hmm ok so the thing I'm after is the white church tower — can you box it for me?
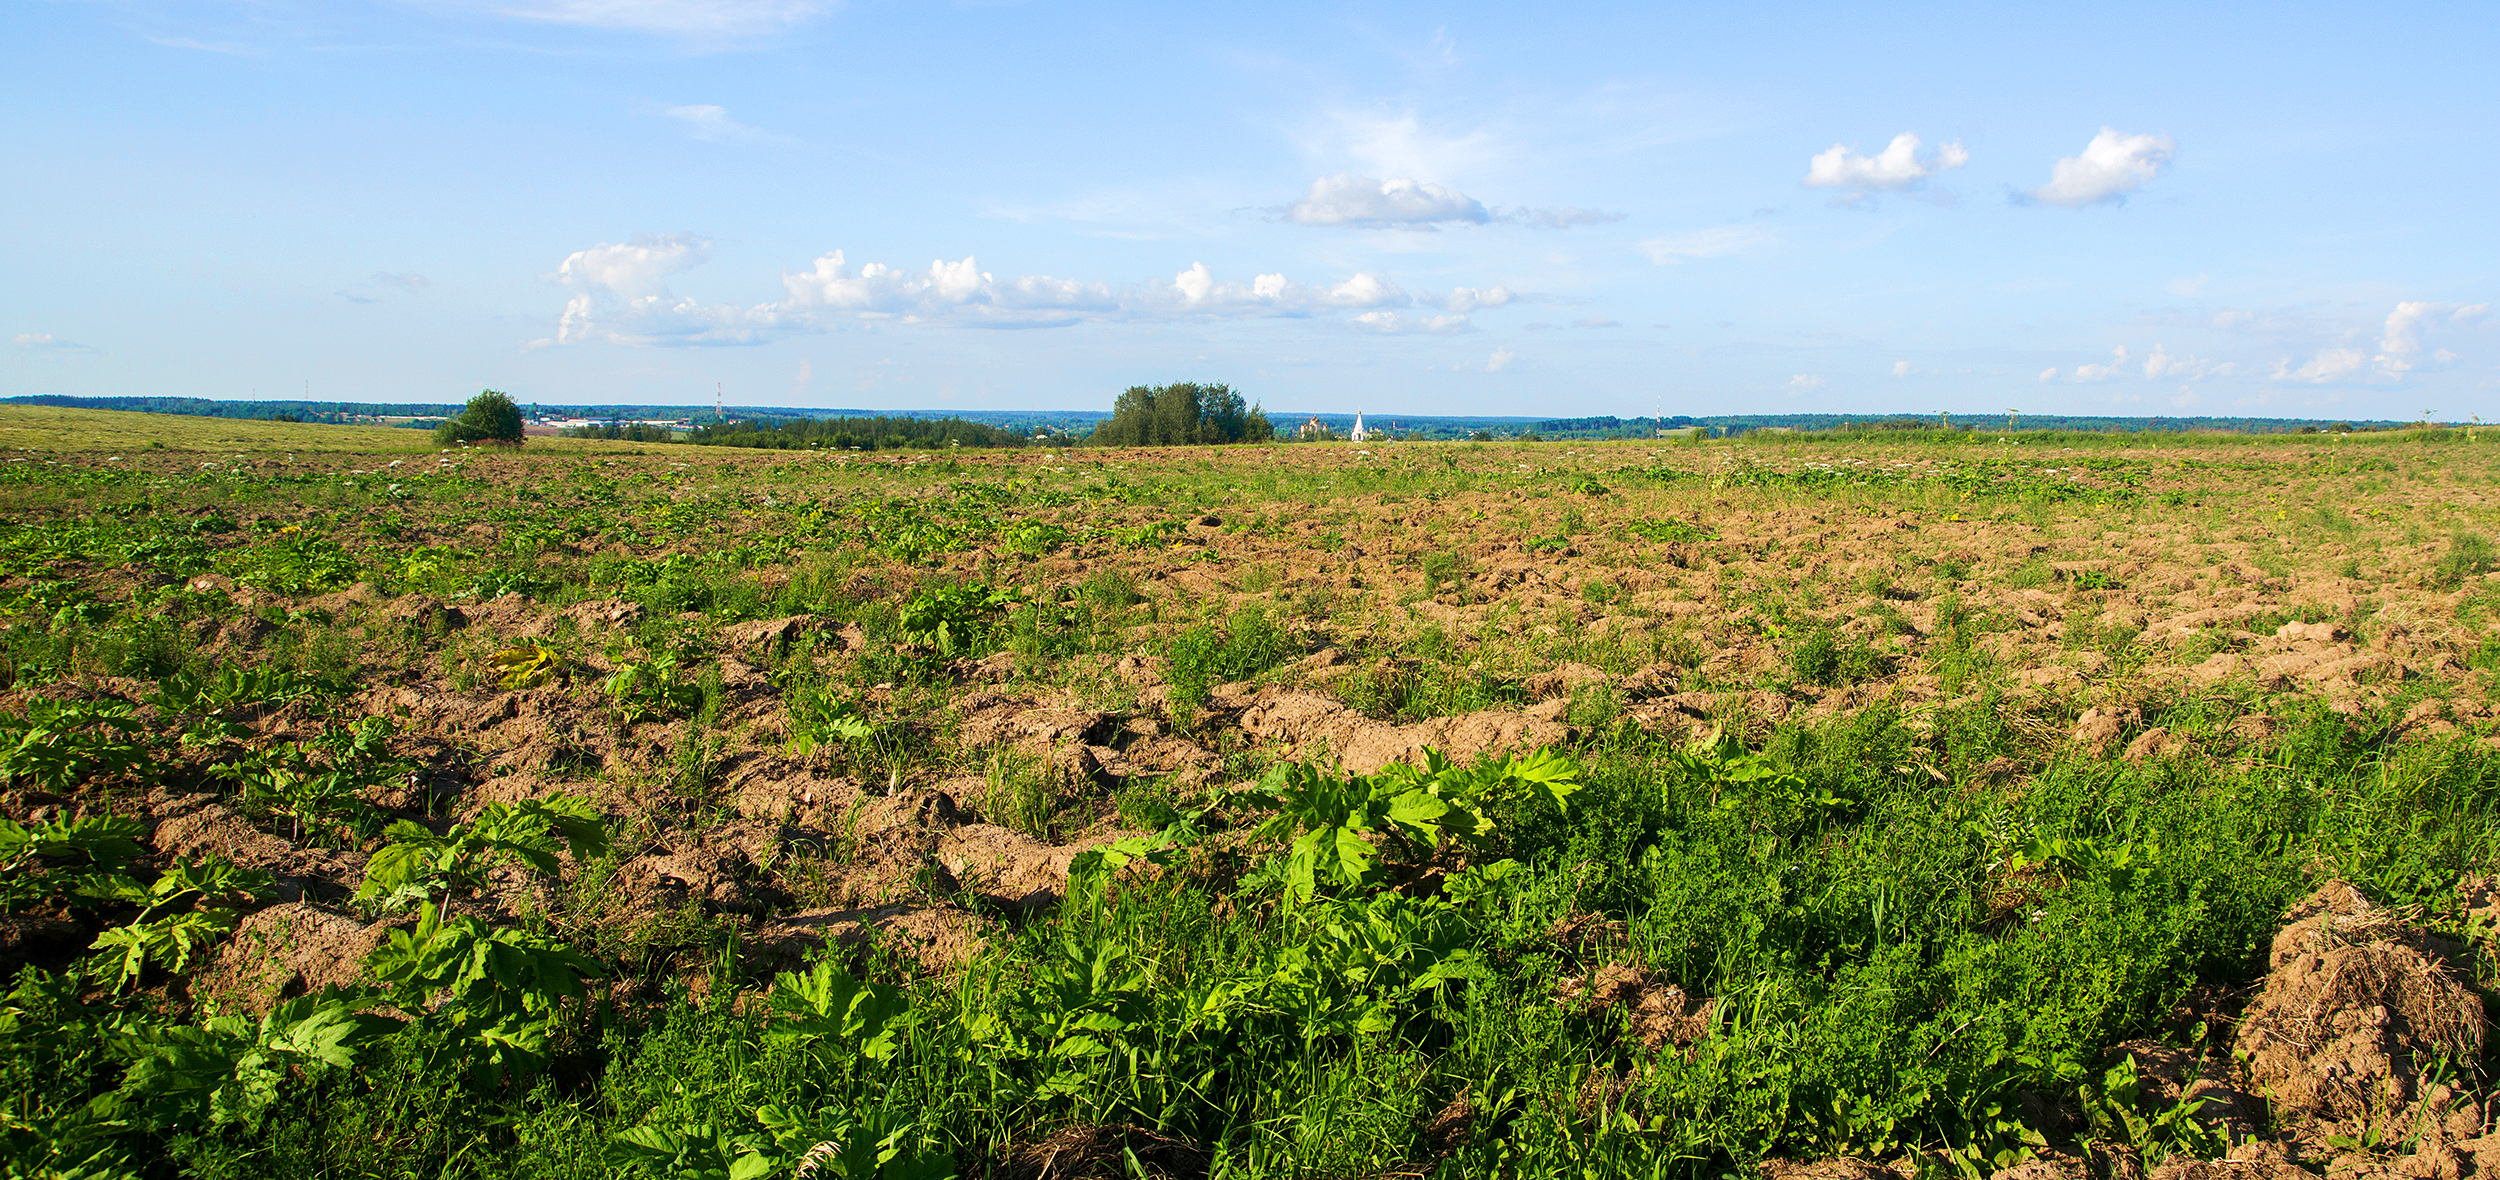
[1348,411,1369,443]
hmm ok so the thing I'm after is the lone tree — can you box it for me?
[433,389,526,447]
[1088,382,1273,446]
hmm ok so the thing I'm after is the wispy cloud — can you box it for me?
[338,272,432,304]
[442,0,834,38]
[656,103,793,145]
[13,333,96,353]
[146,36,268,57]
[1639,225,1774,265]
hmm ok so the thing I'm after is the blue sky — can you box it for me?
[6,1,2495,420]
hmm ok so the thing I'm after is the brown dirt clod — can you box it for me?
[999,1123,1209,1180]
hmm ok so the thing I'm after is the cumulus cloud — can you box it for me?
[1486,347,1516,372]
[2275,349,2367,384]
[1279,174,1619,230]
[1435,286,1513,313]
[2375,301,2488,373]
[2244,301,2487,384]
[658,104,791,145]
[456,0,831,37]
[1640,225,1775,265]
[1787,374,1825,391]
[2021,128,2175,208]
[1286,174,1487,228]
[13,333,94,351]
[2072,346,2130,382]
[1892,361,1913,377]
[540,236,1502,346]
[1803,133,1968,192]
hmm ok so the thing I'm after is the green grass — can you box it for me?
[58,700,2497,1179]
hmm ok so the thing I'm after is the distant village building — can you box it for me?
[1297,416,1330,440]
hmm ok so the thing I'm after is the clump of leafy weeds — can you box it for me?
[1164,607,1298,713]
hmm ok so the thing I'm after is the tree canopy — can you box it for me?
[433,390,525,447]
[1087,383,1273,447]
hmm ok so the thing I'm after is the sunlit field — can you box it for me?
[7,408,2500,1180]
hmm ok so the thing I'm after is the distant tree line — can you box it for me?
[559,422,681,442]
[685,415,1033,450]
[1087,383,1273,446]
[3,395,463,422]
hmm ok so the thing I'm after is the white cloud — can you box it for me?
[1435,286,1513,313]
[1639,225,1775,265]
[658,104,791,145]
[1891,361,1913,377]
[1803,133,1968,191]
[2375,301,2488,373]
[2022,128,2175,208]
[2052,342,2236,384]
[12,333,93,352]
[1573,317,1621,329]
[560,233,710,300]
[2142,344,2233,381]
[2072,345,2130,382]
[456,0,831,37]
[541,236,1502,346]
[2169,273,2209,297]
[1280,174,1618,231]
[1486,347,1516,372]
[1285,174,1486,228]
[1787,374,1825,391]
[2274,349,2367,384]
